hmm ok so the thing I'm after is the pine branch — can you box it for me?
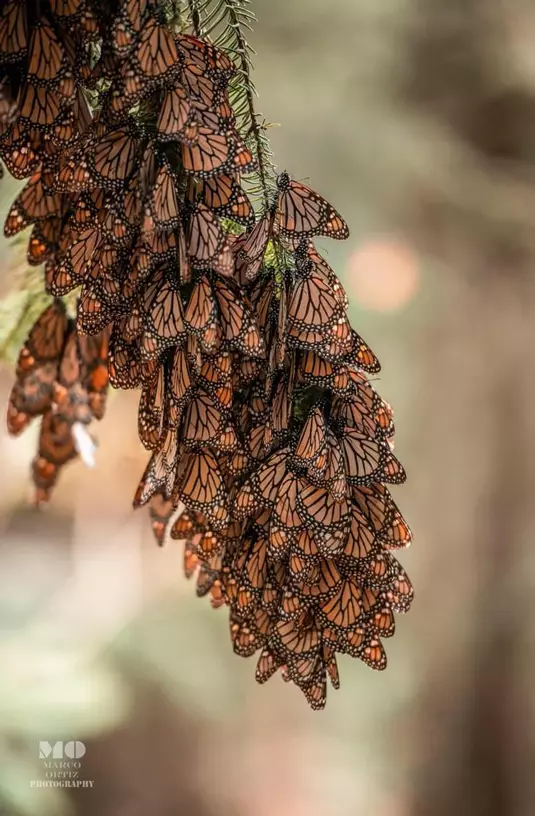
[184,0,277,209]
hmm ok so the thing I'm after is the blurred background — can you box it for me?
[1,0,535,813]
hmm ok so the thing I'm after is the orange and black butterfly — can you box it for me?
[175,449,230,530]
[78,327,110,420]
[143,159,180,232]
[0,0,28,65]
[57,123,141,193]
[147,489,175,546]
[4,166,63,237]
[182,387,237,453]
[0,121,40,179]
[341,428,406,486]
[234,209,275,284]
[213,277,264,357]
[287,257,345,334]
[177,34,236,82]
[111,0,150,56]
[32,410,78,505]
[186,202,233,275]
[48,0,99,39]
[201,174,255,229]
[135,16,181,80]
[182,127,256,179]
[276,172,349,243]
[6,299,68,436]
[140,268,186,360]
[156,86,198,144]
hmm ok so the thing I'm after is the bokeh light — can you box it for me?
[346,238,420,312]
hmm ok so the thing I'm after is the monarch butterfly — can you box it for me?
[133,450,169,508]
[111,0,150,55]
[148,490,175,546]
[283,650,321,688]
[229,535,269,596]
[108,324,148,389]
[58,124,140,192]
[27,20,67,88]
[0,79,17,139]
[182,388,236,452]
[294,404,327,464]
[201,174,255,229]
[340,428,387,485]
[138,364,165,450]
[177,34,236,80]
[364,605,396,639]
[306,432,348,504]
[16,299,68,379]
[383,563,413,613]
[194,524,225,560]
[270,619,320,660]
[156,86,198,144]
[332,383,394,441]
[167,347,193,407]
[7,360,58,436]
[288,259,344,334]
[170,507,207,542]
[143,160,180,233]
[317,578,367,632]
[175,449,229,529]
[199,349,232,388]
[0,0,27,64]
[77,328,110,420]
[234,209,275,283]
[352,483,412,549]
[338,505,377,564]
[0,121,39,178]
[130,229,178,287]
[270,472,301,532]
[345,330,381,374]
[276,172,349,242]
[48,0,99,38]
[136,16,180,79]
[27,217,61,265]
[254,448,290,508]
[362,551,399,590]
[359,637,387,671]
[255,647,283,684]
[45,227,100,296]
[213,278,264,357]
[196,553,225,607]
[4,168,62,237]
[229,613,264,658]
[186,202,227,267]
[298,352,351,394]
[296,481,350,533]
[32,411,78,505]
[141,269,186,360]
[77,280,116,336]
[182,127,256,179]
[52,329,94,427]
[18,84,61,128]
[296,240,349,308]
[179,60,217,108]
[295,557,342,602]
[267,375,290,440]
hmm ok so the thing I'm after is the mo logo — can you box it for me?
[39,741,86,760]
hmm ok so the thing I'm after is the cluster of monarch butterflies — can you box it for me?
[0,0,412,709]
[6,298,109,502]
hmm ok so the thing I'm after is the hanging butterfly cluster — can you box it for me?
[6,299,109,502]
[0,0,412,709]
